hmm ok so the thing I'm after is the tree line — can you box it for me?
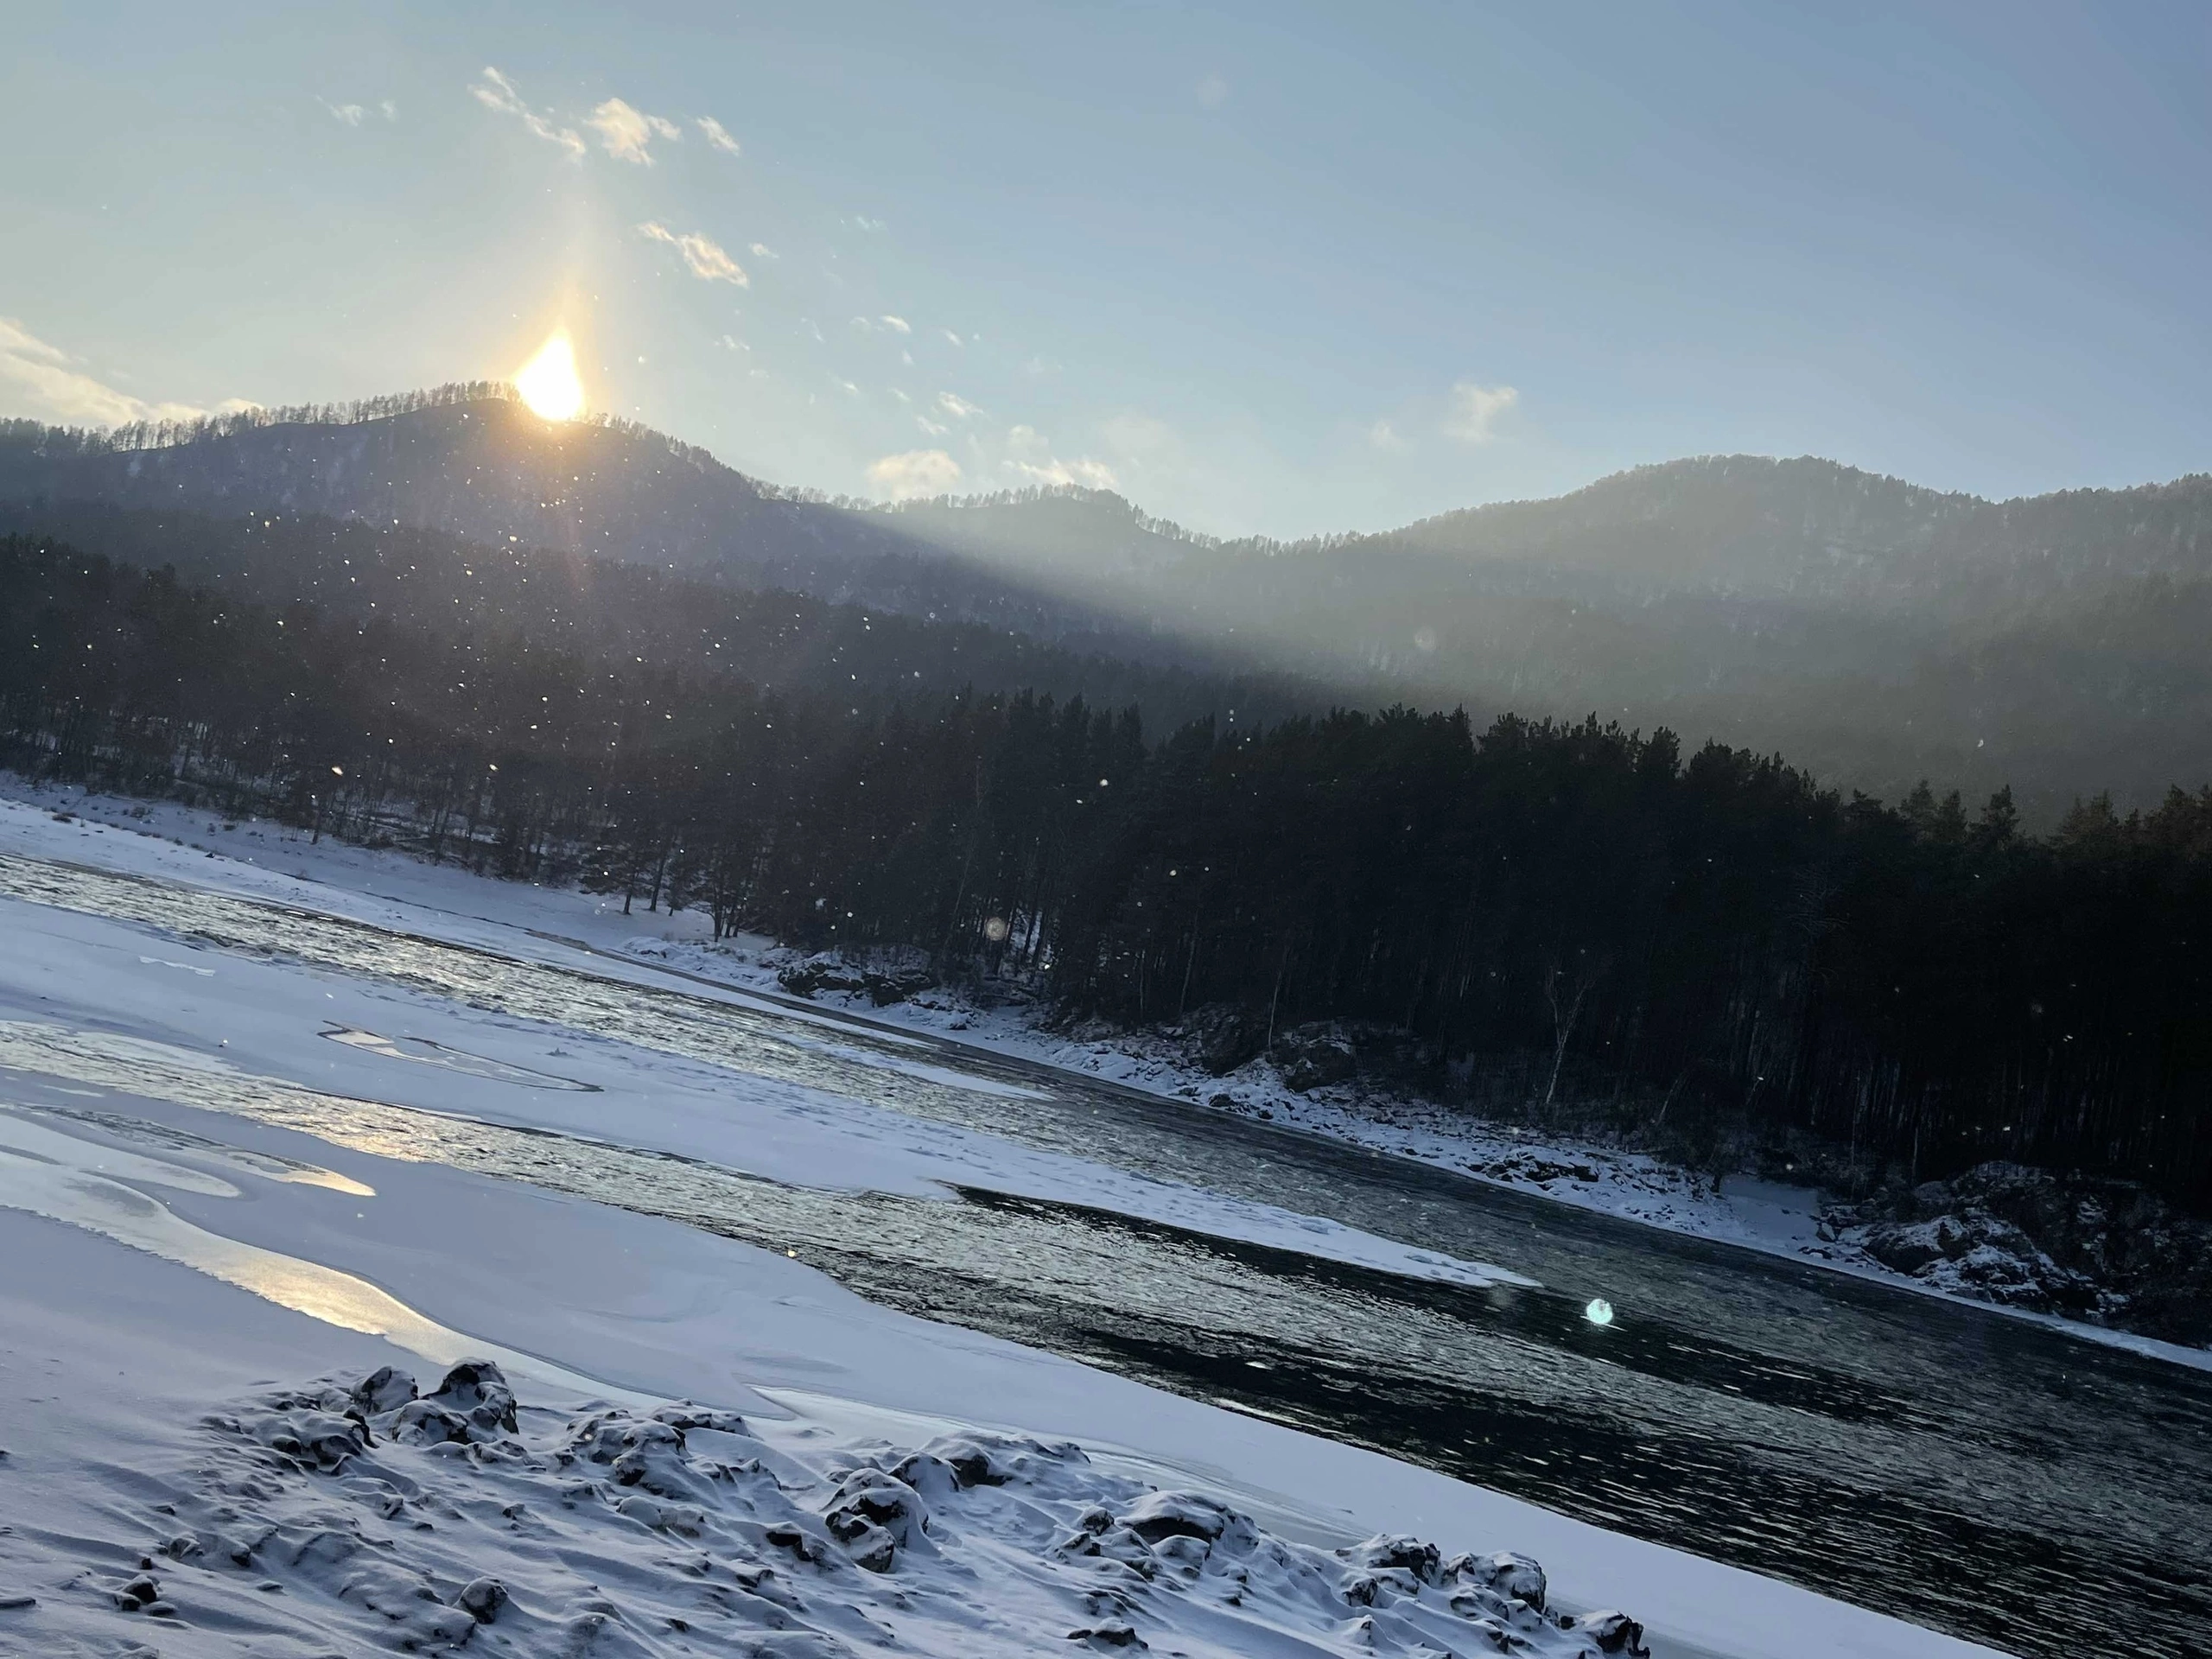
[3,531,2207,1210]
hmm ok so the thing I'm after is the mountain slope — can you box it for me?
[8,392,2212,816]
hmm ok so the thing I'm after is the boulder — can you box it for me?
[1267,1021,1363,1093]
[1182,1005,1266,1077]
[423,1359,517,1434]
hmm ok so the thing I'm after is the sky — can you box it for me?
[3,1,2209,538]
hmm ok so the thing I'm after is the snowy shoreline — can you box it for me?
[621,940,2212,1372]
[3,774,2203,1372]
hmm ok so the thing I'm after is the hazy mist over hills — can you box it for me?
[7,391,2212,819]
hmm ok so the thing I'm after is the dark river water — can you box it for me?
[1,851,2205,1659]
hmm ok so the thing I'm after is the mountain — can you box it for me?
[0,392,1164,656]
[7,389,2212,817]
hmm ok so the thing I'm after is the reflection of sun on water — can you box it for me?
[514,332,584,421]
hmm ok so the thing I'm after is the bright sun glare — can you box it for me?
[514,332,584,422]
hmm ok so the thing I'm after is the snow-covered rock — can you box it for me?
[0,1363,1649,1659]
[1826,1163,2212,1341]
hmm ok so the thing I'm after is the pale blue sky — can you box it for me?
[4,2,2208,536]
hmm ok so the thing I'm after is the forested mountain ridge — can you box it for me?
[9,392,2212,816]
[1381,455,2212,606]
[0,392,1155,655]
[0,500,1316,739]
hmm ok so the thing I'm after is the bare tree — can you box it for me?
[1541,949,1607,1110]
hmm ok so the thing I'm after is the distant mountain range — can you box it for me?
[7,387,2212,817]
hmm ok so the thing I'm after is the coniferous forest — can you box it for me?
[4,530,2210,1213]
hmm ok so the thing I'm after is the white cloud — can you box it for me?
[718,334,749,353]
[749,242,778,260]
[0,317,213,428]
[469,67,585,158]
[868,448,962,500]
[848,215,887,232]
[879,315,911,334]
[939,328,963,346]
[1002,423,1118,490]
[321,99,365,126]
[1007,455,1118,489]
[380,99,397,120]
[638,222,749,285]
[696,116,741,155]
[1197,73,1230,109]
[1368,419,1403,450]
[1441,380,1519,444]
[888,388,911,404]
[915,415,947,436]
[588,97,680,163]
[937,391,982,420]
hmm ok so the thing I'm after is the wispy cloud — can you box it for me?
[878,315,911,334]
[749,242,779,260]
[1441,381,1518,444]
[1003,423,1119,490]
[696,115,741,155]
[639,222,749,285]
[321,97,397,126]
[1368,419,1403,450]
[588,97,680,163]
[915,415,948,436]
[0,317,222,428]
[847,215,887,232]
[868,448,962,500]
[939,328,963,347]
[937,391,982,420]
[718,334,749,353]
[1197,73,1230,109]
[469,67,585,158]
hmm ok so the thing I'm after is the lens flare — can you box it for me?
[514,331,584,421]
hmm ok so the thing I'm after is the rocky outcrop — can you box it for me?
[1827,1162,2212,1344]
[777,950,938,1007]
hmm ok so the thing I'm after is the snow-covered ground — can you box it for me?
[0,1304,1656,1659]
[0,779,2031,1656]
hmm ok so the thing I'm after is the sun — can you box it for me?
[513,331,584,422]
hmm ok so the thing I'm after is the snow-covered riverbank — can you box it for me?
[3,776,2203,1369]
[0,779,2017,1659]
[623,939,2212,1367]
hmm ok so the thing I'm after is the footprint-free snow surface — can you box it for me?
[0,1358,1645,1659]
